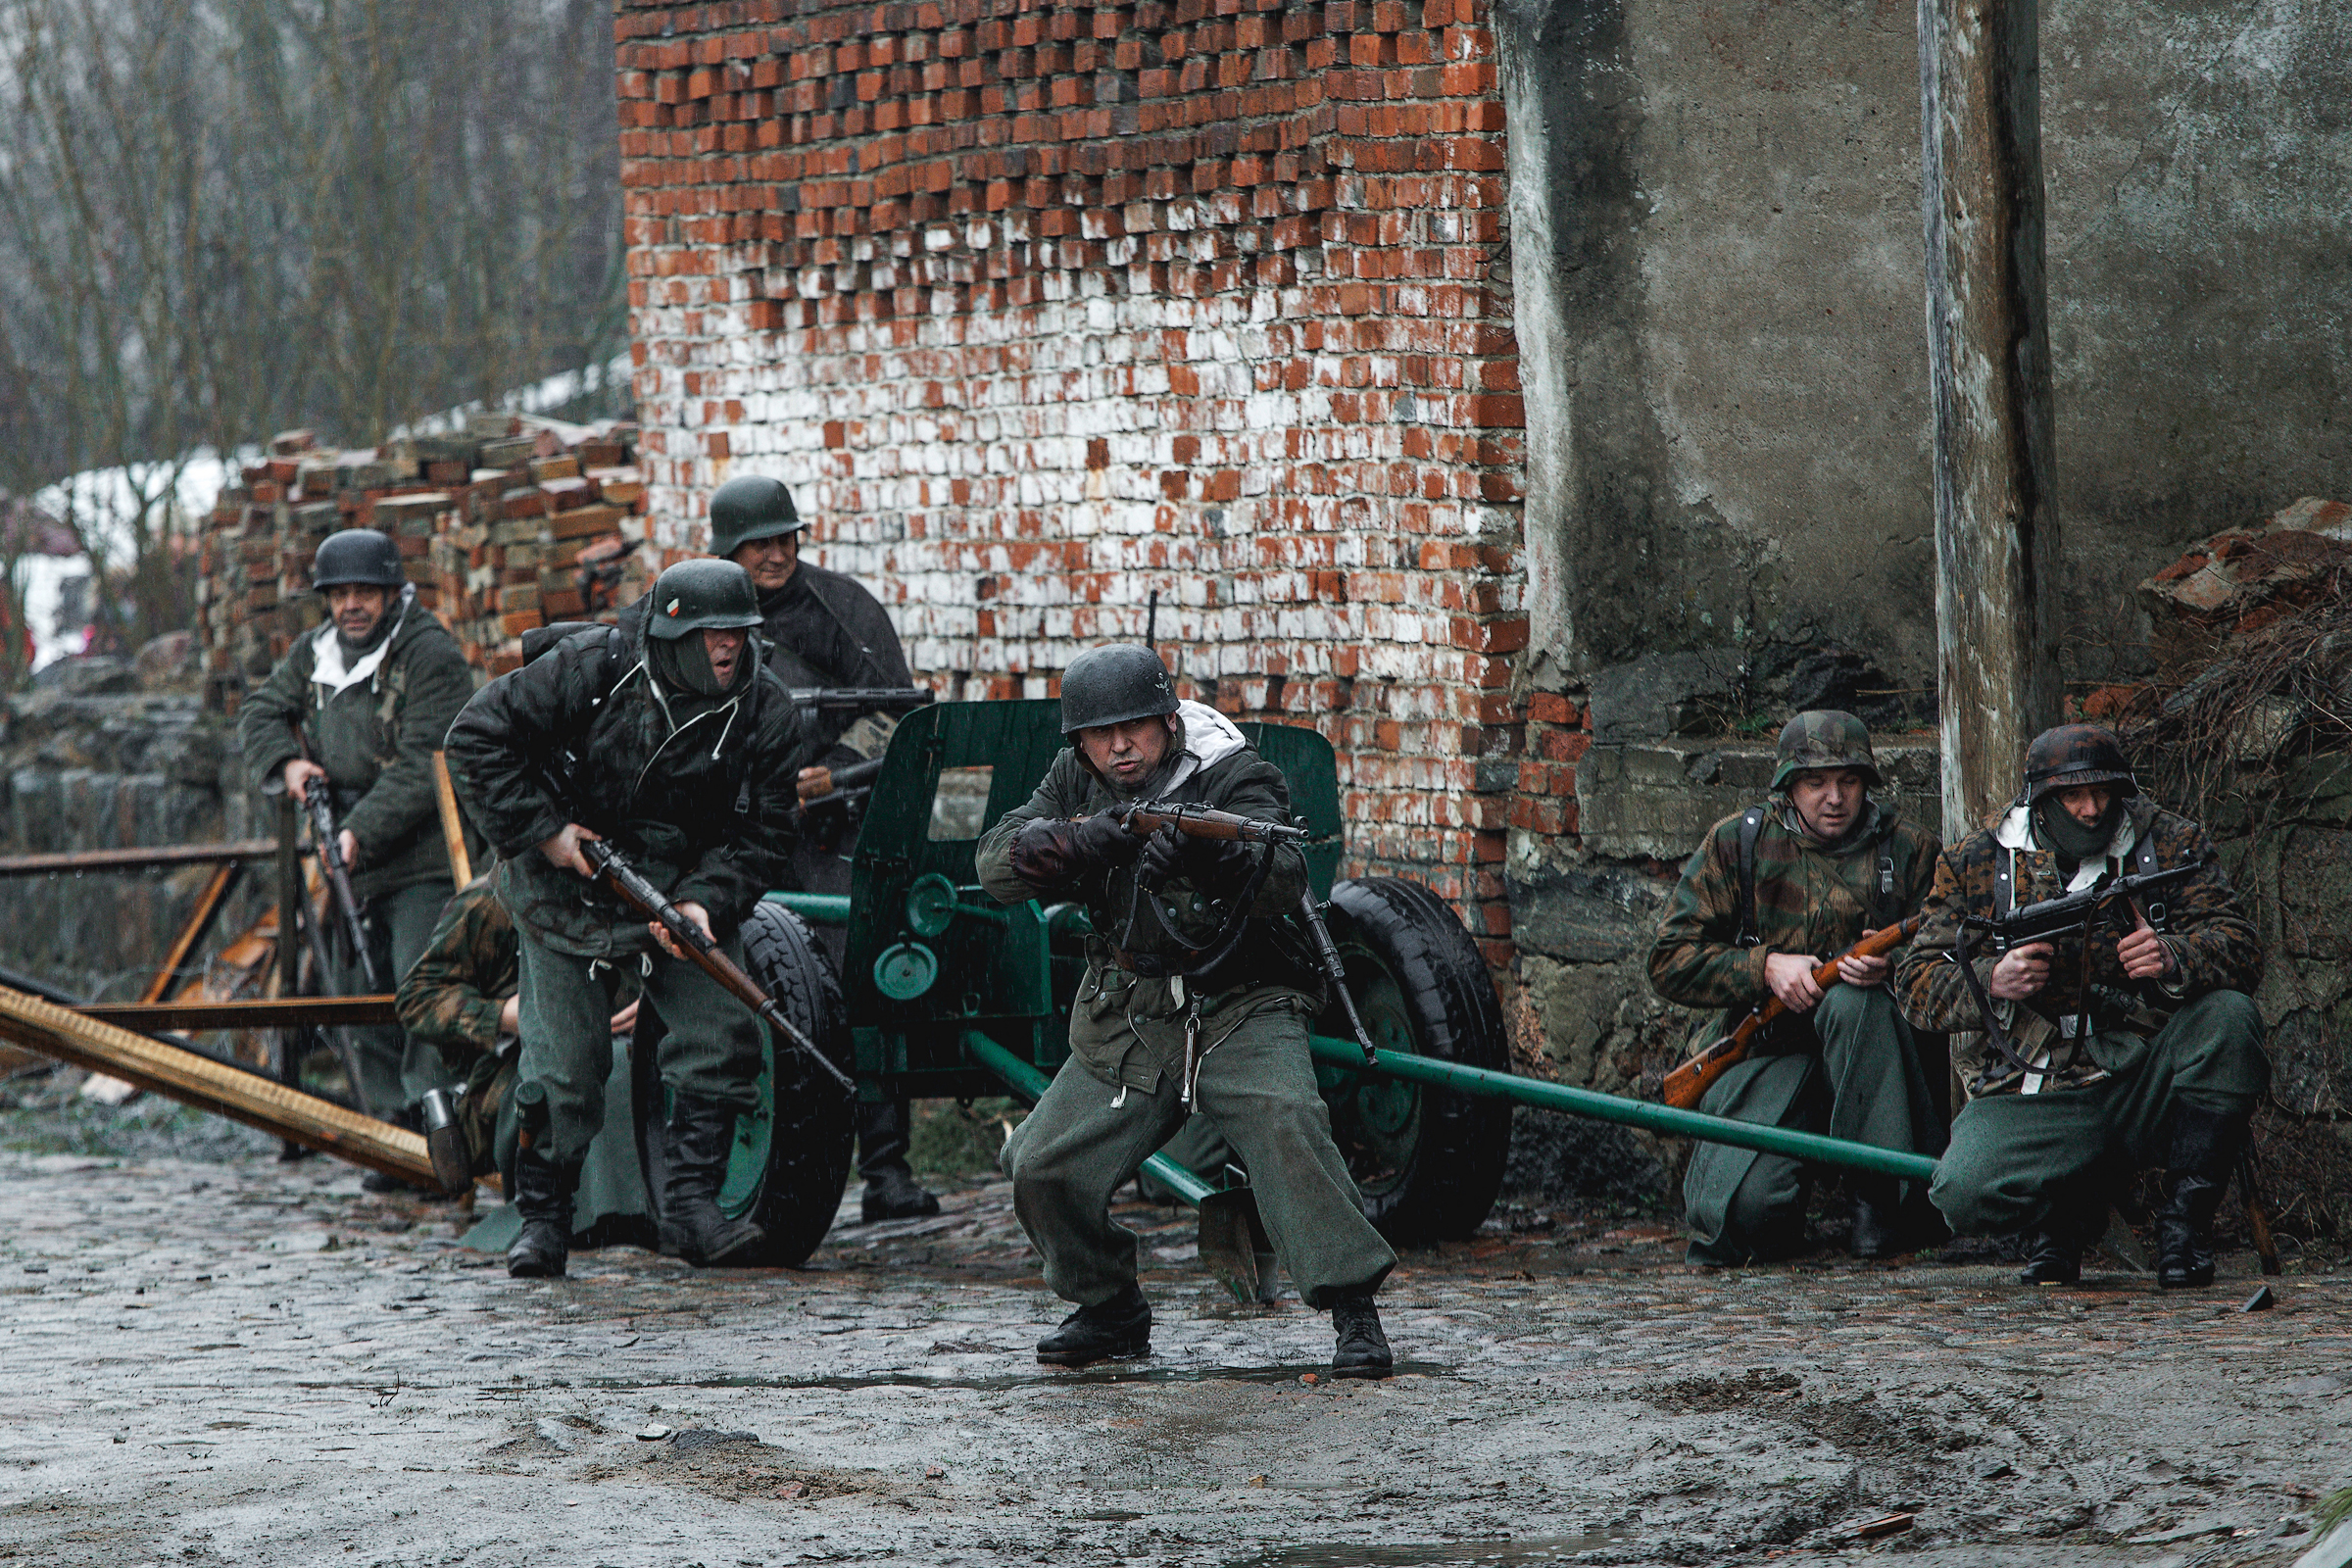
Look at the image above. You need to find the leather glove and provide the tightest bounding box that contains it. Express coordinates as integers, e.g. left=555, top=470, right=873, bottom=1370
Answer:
left=1007, top=809, right=1140, bottom=888
left=1188, top=834, right=1259, bottom=893
left=1135, top=824, right=1186, bottom=891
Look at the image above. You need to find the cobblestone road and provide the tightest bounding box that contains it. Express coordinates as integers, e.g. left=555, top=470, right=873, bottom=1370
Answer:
left=0, top=1141, right=2343, bottom=1568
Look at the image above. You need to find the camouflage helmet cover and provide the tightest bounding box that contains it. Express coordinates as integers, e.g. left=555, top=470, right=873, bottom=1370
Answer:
left=643, top=558, right=763, bottom=641
left=2022, top=723, right=2137, bottom=805
left=1771, top=710, right=1884, bottom=792
left=708, top=474, right=805, bottom=558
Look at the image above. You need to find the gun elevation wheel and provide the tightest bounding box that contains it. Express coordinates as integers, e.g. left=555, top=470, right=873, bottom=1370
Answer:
left=632, top=901, right=857, bottom=1267
left=1315, top=876, right=1511, bottom=1245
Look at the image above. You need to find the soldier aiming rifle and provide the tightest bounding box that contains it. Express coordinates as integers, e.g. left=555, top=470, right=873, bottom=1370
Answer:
left=236, top=528, right=473, bottom=1173
left=976, top=643, right=1398, bottom=1380
left=444, top=559, right=806, bottom=1279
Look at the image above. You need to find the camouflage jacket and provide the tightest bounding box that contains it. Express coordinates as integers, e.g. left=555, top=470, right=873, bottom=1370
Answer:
left=1893, top=795, right=2264, bottom=1099
left=394, top=880, right=516, bottom=1061
left=1647, top=798, right=1940, bottom=1020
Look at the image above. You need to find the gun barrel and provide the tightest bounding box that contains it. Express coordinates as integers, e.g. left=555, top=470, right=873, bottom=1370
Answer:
left=789, top=686, right=936, bottom=713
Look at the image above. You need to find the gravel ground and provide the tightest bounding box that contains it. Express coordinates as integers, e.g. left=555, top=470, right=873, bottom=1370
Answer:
left=0, top=1076, right=2343, bottom=1568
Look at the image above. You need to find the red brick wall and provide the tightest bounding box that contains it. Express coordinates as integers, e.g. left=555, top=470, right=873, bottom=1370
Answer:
left=615, top=0, right=1524, bottom=956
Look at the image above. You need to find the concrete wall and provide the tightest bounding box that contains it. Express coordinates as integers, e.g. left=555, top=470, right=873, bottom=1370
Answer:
left=1500, top=0, right=2352, bottom=692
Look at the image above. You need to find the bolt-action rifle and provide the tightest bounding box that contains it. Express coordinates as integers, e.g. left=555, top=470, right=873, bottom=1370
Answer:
left=574, top=837, right=857, bottom=1095
left=1110, top=803, right=1380, bottom=1067
left=1659, top=913, right=1923, bottom=1110
left=304, top=788, right=382, bottom=992
left=1949, top=859, right=2203, bottom=1076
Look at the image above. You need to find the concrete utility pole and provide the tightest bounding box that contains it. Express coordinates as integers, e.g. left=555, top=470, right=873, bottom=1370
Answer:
left=1918, top=0, right=2064, bottom=839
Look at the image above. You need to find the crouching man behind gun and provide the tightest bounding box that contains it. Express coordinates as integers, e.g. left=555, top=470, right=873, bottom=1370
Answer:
left=974, top=644, right=1397, bottom=1379
left=1895, top=723, right=2269, bottom=1289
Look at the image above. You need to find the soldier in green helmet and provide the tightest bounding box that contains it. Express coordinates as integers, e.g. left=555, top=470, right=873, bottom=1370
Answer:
left=975, top=644, right=1398, bottom=1379
left=633, top=473, right=940, bottom=1223
left=444, top=558, right=804, bottom=1278
left=236, top=527, right=475, bottom=1170
left=1648, top=710, right=1948, bottom=1263
left=1895, top=724, right=2268, bottom=1288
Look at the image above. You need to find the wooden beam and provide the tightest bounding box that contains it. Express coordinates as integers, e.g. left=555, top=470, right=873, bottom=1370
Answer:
left=1919, top=0, right=2064, bottom=837
left=0, top=840, right=278, bottom=877
left=139, top=861, right=242, bottom=1004
left=0, top=983, right=438, bottom=1186
left=80, top=996, right=402, bottom=1031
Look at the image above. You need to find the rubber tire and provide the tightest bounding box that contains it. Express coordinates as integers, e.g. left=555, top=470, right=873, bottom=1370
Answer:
left=1316, top=875, right=1512, bottom=1245
left=631, top=902, right=857, bottom=1267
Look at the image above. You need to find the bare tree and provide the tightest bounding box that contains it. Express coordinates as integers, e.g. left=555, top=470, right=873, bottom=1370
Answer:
left=0, top=0, right=623, bottom=662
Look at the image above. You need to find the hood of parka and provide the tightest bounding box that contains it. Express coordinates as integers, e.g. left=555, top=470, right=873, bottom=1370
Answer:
left=646, top=624, right=758, bottom=704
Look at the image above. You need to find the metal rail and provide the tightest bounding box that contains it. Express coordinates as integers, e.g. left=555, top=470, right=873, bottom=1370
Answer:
left=763, top=891, right=853, bottom=926
left=1305, top=1036, right=1940, bottom=1183
left=0, top=840, right=280, bottom=877
left=80, top=997, right=402, bottom=1031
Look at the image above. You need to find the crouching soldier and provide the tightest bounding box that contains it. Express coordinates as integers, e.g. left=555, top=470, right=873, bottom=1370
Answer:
left=444, top=560, right=803, bottom=1278
left=237, top=528, right=474, bottom=1156
left=1895, top=724, right=2269, bottom=1288
left=975, top=645, right=1398, bottom=1378
left=1648, top=711, right=1948, bottom=1263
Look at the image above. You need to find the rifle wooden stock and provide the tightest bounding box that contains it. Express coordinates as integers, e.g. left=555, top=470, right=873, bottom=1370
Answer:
left=1659, top=913, right=1922, bottom=1111
left=1120, top=802, right=1310, bottom=843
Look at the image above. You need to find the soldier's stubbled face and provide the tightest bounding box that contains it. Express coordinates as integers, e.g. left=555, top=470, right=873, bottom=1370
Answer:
left=326, top=584, right=391, bottom=645
left=1076, top=715, right=1173, bottom=791
left=1787, top=766, right=1869, bottom=844
left=2055, top=783, right=2116, bottom=826
left=702, top=627, right=747, bottom=689
left=731, top=533, right=799, bottom=592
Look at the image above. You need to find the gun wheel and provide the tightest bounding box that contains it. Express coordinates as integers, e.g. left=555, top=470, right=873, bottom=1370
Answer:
left=1315, top=876, right=1511, bottom=1245
left=631, top=901, right=857, bottom=1267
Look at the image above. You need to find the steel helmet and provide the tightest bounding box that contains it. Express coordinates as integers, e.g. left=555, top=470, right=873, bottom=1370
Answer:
left=1058, top=644, right=1179, bottom=735
left=2022, top=723, right=2138, bottom=805
left=312, top=528, right=406, bottom=590
left=643, top=559, right=762, bottom=641
left=1771, top=710, right=1884, bottom=792
left=709, top=475, right=805, bottom=558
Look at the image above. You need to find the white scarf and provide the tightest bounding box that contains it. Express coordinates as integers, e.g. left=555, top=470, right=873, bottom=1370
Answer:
left=310, top=584, right=415, bottom=699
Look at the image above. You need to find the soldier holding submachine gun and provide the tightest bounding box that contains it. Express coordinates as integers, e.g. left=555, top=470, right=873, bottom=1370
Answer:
left=1895, top=723, right=2269, bottom=1288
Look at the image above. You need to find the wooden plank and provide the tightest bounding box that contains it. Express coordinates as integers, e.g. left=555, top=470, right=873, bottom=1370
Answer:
left=1919, top=0, right=2064, bottom=837
left=432, top=751, right=473, bottom=886
left=139, top=861, right=241, bottom=1004
left=80, top=997, right=401, bottom=1030
left=0, top=984, right=437, bottom=1186
left=0, top=840, right=277, bottom=877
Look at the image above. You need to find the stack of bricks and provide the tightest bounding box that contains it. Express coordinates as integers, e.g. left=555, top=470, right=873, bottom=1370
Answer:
left=614, top=0, right=1528, bottom=959
left=195, top=416, right=656, bottom=703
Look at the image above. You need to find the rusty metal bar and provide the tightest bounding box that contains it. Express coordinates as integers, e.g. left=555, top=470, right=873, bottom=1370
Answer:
left=0, top=839, right=279, bottom=877
left=139, top=861, right=242, bottom=1004
left=80, top=996, right=402, bottom=1031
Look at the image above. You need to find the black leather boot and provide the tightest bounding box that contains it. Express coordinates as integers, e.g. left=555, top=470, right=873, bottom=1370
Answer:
left=1036, top=1285, right=1152, bottom=1366
left=506, top=1144, right=575, bottom=1279
left=862, top=1166, right=943, bottom=1222
left=2017, top=1185, right=2099, bottom=1285
left=858, top=1097, right=942, bottom=1221
left=2156, top=1103, right=2250, bottom=1290
left=1850, top=1181, right=1903, bottom=1260
left=1331, top=1291, right=1394, bottom=1380
left=660, top=1096, right=766, bottom=1266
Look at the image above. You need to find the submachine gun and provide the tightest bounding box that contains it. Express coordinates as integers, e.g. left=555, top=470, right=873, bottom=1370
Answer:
left=1948, top=859, right=2203, bottom=1075
left=789, top=688, right=936, bottom=838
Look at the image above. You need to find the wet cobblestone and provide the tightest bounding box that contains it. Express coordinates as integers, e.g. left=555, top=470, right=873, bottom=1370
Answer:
left=0, top=1144, right=2343, bottom=1567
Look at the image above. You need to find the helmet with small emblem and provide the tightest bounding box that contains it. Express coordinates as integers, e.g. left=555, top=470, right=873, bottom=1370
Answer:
left=1771, top=710, right=1883, bottom=792
left=1058, top=644, right=1179, bottom=735
left=643, top=559, right=762, bottom=642
left=708, top=475, right=804, bottom=559
left=2022, top=722, right=2137, bottom=805
left=312, top=527, right=406, bottom=590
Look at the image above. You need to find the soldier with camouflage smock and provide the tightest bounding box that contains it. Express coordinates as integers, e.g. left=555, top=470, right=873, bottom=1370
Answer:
left=1648, top=711, right=1948, bottom=1263
left=975, top=645, right=1398, bottom=1379
left=236, top=528, right=474, bottom=1161
left=394, top=879, right=639, bottom=1196
left=622, top=475, right=940, bottom=1223
left=444, top=559, right=804, bottom=1279
left=1894, top=724, right=2268, bottom=1288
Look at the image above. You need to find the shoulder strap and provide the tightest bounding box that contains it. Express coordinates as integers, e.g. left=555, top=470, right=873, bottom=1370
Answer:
left=1995, top=844, right=2017, bottom=918
left=1735, top=807, right=1765, bottom=949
